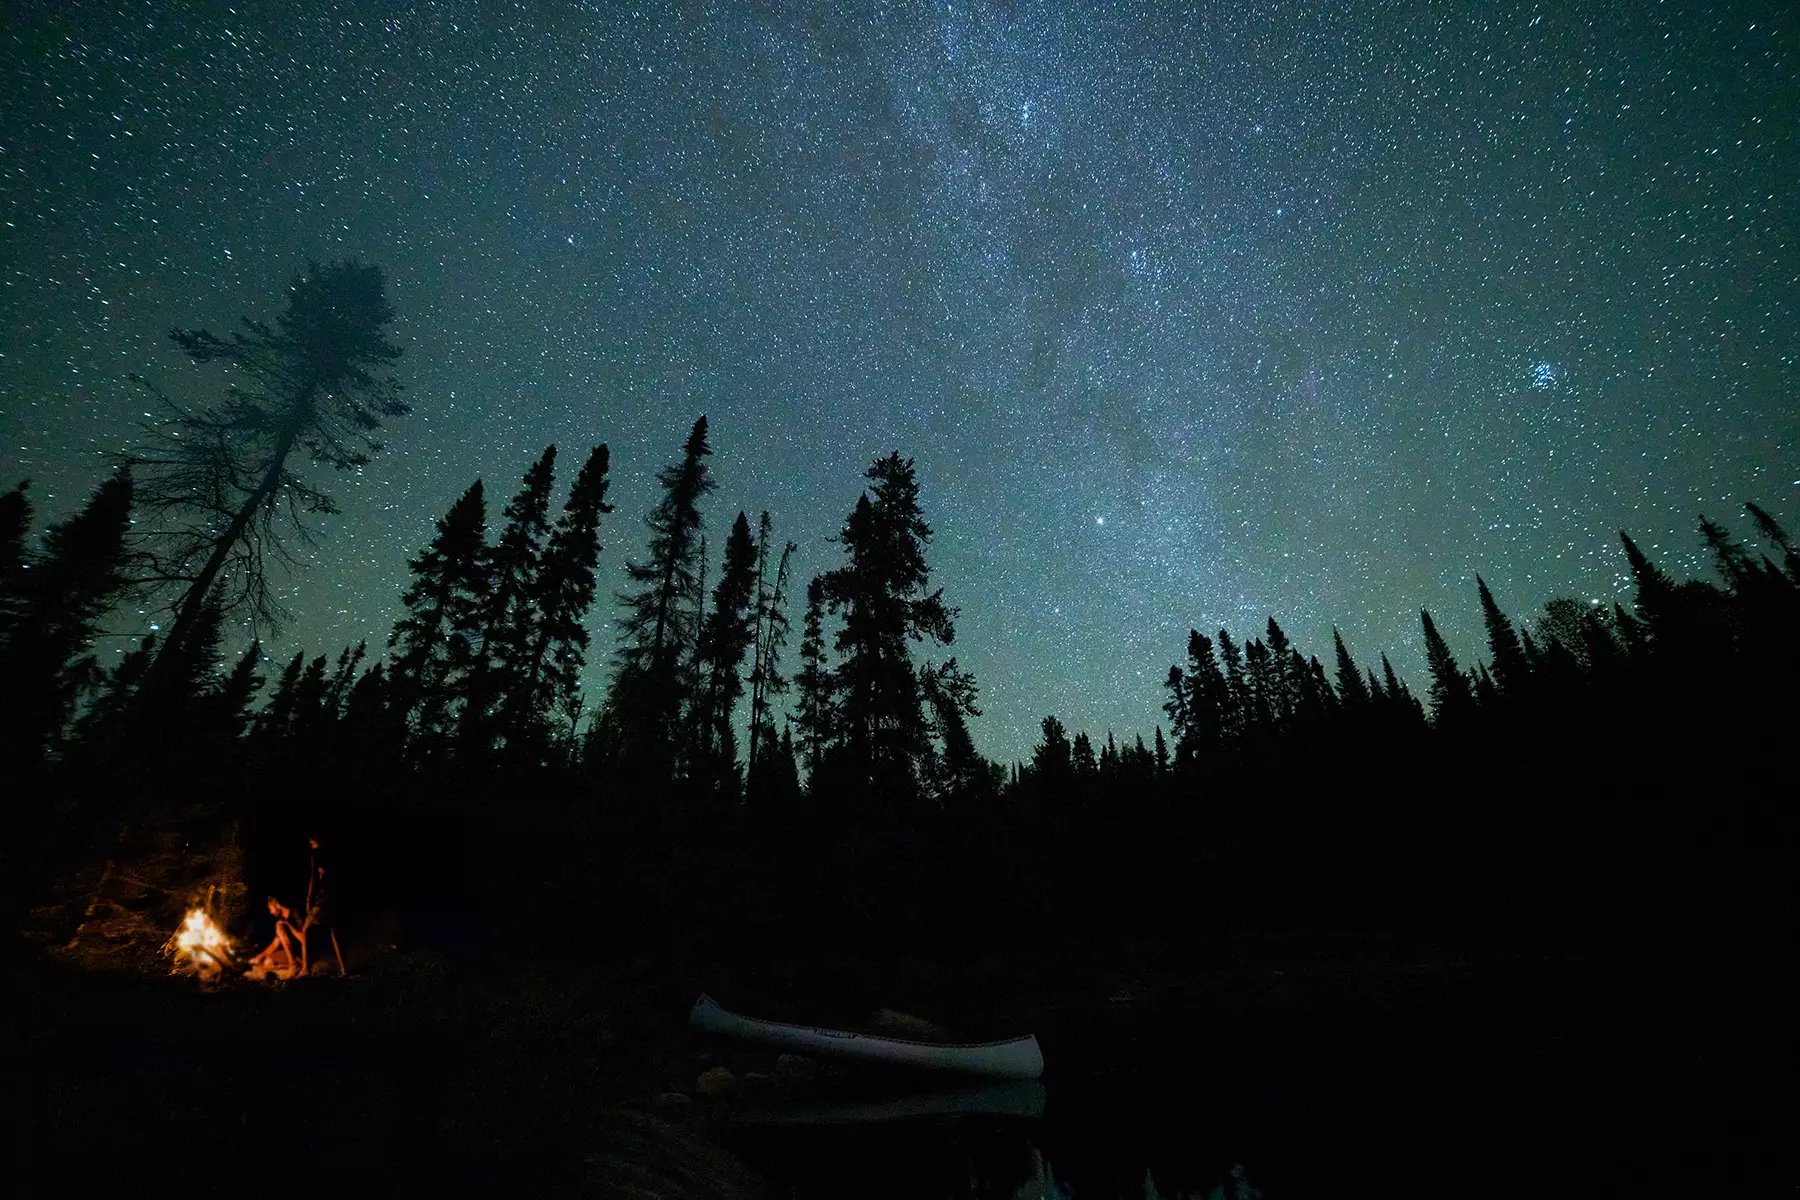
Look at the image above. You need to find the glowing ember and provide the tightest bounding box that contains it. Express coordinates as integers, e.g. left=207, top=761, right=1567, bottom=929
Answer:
left=168, top=908, right=233, bottom=978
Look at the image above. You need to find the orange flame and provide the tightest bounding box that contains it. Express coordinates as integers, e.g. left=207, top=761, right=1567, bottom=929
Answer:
left=169, top=908, right=232, bottom=976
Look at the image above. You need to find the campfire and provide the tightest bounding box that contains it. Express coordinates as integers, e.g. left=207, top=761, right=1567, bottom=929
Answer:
left=167, top=908, right=233, bottom=981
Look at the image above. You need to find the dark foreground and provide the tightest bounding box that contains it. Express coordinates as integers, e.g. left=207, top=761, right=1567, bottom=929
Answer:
left=4, top=930, right=1733, bottom=1199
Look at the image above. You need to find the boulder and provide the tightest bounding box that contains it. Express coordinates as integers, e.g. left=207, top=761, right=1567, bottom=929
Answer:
left=695, top=1065, right=738, bottom=1098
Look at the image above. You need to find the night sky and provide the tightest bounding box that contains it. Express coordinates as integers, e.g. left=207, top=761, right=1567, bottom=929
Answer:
left=3, top=2, right=1794, bottom=760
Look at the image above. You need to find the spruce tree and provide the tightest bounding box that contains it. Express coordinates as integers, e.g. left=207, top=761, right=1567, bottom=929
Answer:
left=920, top=658, right=982, bottom=798
left=1477, top=576, right=1529, bottom=695
left=791, top=576, right=835, bottom=786
left=1743, top=501, right=1798, bottom=582
left=464, top=446, right=557, bottom=753
left=819, top=453, right=954, bottom=791
left=1333, top=628, right=1370, bottom=708
left=389, top=480, right=490, bottom=744
left=0, top=469, right=135, bottom=773
left=691, top=511, right=758, bottom=777
left=130, top=260, right=406, bottom=681
left=609, top=417, right=714, bottom=772
left=1218, top=630, right=1251, bottom=744
left=501, top=444, right=612, bottom=752
left=1697, top=516, right=1756, bottom=592
left=0, top=481, right=28, bottom=634
left=1243, top=637, right=1277, bottom=732
left=1161, top=665, right=1190, bottom=756
left=1619, top=532, right=1676, bottom=645
left=1183, top=629, right=1229, bottom=753
left=1264, top=618, right=1298, bottom=725
left=746, top=516, right=795, bottom=777
left=1031, top=716, right=1073, bottom=778
left=1420, top=609, right=1473, bottom=724
left=1071, top=731, right=1098, bottom=776
left=1380, top=654, right=1425, bottom=725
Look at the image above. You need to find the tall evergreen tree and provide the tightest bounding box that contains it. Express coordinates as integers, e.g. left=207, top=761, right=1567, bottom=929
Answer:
left=1031, top=715, right=1073, bottom=779
left=608, top=417, right=714, bottom=771
left=1420, top=609, right=1473, bottom=724
left=0, top=481, right=28, bottom=633
left=1333, top=628, right=1370, bottom=708
left=1619, top=532, right=1677, bottom=645
left=1071, top=731, right=1098, bottom=776
left=1243, top=637, right=1278, bottom=733
left=1743, top=501, right=1798, bottom=583
left=1161, top=665, right=1190, bottom=756
left=690, top=511, right=758, bottom=776
left=389, top=480, right=490, bottom=744
left=1380, top=654, right=1425, bottom=725
left=129, top=260, right=406, bottom=681
left=1183, top=629, right=1230, bottom=754
left=791, top=576, right=835, bottom=787
left=464, top=446, right=557, bottom=752
left=1264, top=618, right=1298, bottom=725
left=1477, top=576, right=1530, bottom=695
left=1697, top=515, right=1757, bottom=592
left=819, top=453, right=954, bottom=791
left=0, top=469, right=135, bottom=774
left=501, top=444, right=612, bottom=752
left=1218, top=630, right=1250, bottom=744
left=746, top=515, right=796, bottom=776
left=920, top=658, right=982, bottom=798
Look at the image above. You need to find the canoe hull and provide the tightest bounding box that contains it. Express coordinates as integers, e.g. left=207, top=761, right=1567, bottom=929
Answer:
left=689, top=994, right=1044, bottom=1081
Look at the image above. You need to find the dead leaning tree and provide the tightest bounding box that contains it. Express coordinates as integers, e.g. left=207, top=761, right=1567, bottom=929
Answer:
left=128, top=260, right=408, bottom=696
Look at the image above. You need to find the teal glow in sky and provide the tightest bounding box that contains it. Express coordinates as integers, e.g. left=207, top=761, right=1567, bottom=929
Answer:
left=3, top=1, right=1794, bottom=759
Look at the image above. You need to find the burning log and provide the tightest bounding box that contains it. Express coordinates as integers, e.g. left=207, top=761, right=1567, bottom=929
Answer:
left=165, top=907, right=234, bottom=982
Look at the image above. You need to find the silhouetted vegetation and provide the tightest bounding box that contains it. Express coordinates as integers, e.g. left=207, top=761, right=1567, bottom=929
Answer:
left=5, top=268, right=1786, bottom=1072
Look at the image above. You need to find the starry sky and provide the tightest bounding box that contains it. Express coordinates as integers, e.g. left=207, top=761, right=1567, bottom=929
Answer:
left=3, top=1, right=1795, bottom=761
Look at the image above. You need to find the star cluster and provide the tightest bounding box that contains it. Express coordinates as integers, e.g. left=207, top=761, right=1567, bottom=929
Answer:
left=2, top=1, right=1794, bottom=759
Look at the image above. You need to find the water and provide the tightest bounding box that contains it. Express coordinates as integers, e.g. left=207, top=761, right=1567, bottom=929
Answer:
left=721, top=1018, right=1664, bottom=1198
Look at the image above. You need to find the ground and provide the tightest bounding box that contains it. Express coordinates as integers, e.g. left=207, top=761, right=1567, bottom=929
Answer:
left=5, top=927, right=1614, bottom=1197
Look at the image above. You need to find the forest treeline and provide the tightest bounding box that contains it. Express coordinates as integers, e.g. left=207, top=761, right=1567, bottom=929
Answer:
left=1, top=262, right=1790, bottom=964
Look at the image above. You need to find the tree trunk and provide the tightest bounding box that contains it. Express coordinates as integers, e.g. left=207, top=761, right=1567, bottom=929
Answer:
left=146, top=382, right=317, bottom=693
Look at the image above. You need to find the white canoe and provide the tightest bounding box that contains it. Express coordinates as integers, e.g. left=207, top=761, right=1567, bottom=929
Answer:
left=689, top=994, right=1045, bottom=1081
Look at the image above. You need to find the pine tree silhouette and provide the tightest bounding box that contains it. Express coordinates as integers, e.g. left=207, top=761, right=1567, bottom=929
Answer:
left=1619, top=532, right=1676, bottom=646
left=0, top=469, right=135, bottom=774
left=0, top=481, right=28, bottom=633
left=608, top=417, right=714, bottom=777
left=464, top=446, right=557, bottom=754
left=791, top=576, right=835, bottom=787
left=921, top=658, right=982, bottom=797
left=1264, top=618, right=1298, bottom=725
left=1218, top=630, right=1250, bottom=744
left=389, top=480, right=490, bottom=745
left=1183, top=630, right=1230, bottom=755
left=1161, top=665, right=1189, bottom=759
left=1477, top=576, right=1529, bottom=696
left=746, top=513, right=796, bottom=779
left=1333, top=629, right=1370, bottom=708
left=1243, top=637, right=1277, bottom=733
left=1032, top=716, right=1073, bottom=778
left=130, top=261, right=406, bottom=678
left=690, top=511, right=758, bottom=783
left=1420, top=609, right=1473, bottom=725
left=819, top=453, right=955, bottom=793
left=502, top=444, right=612, bottom=754
left=1743, top=501, right=1798, bottom=582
